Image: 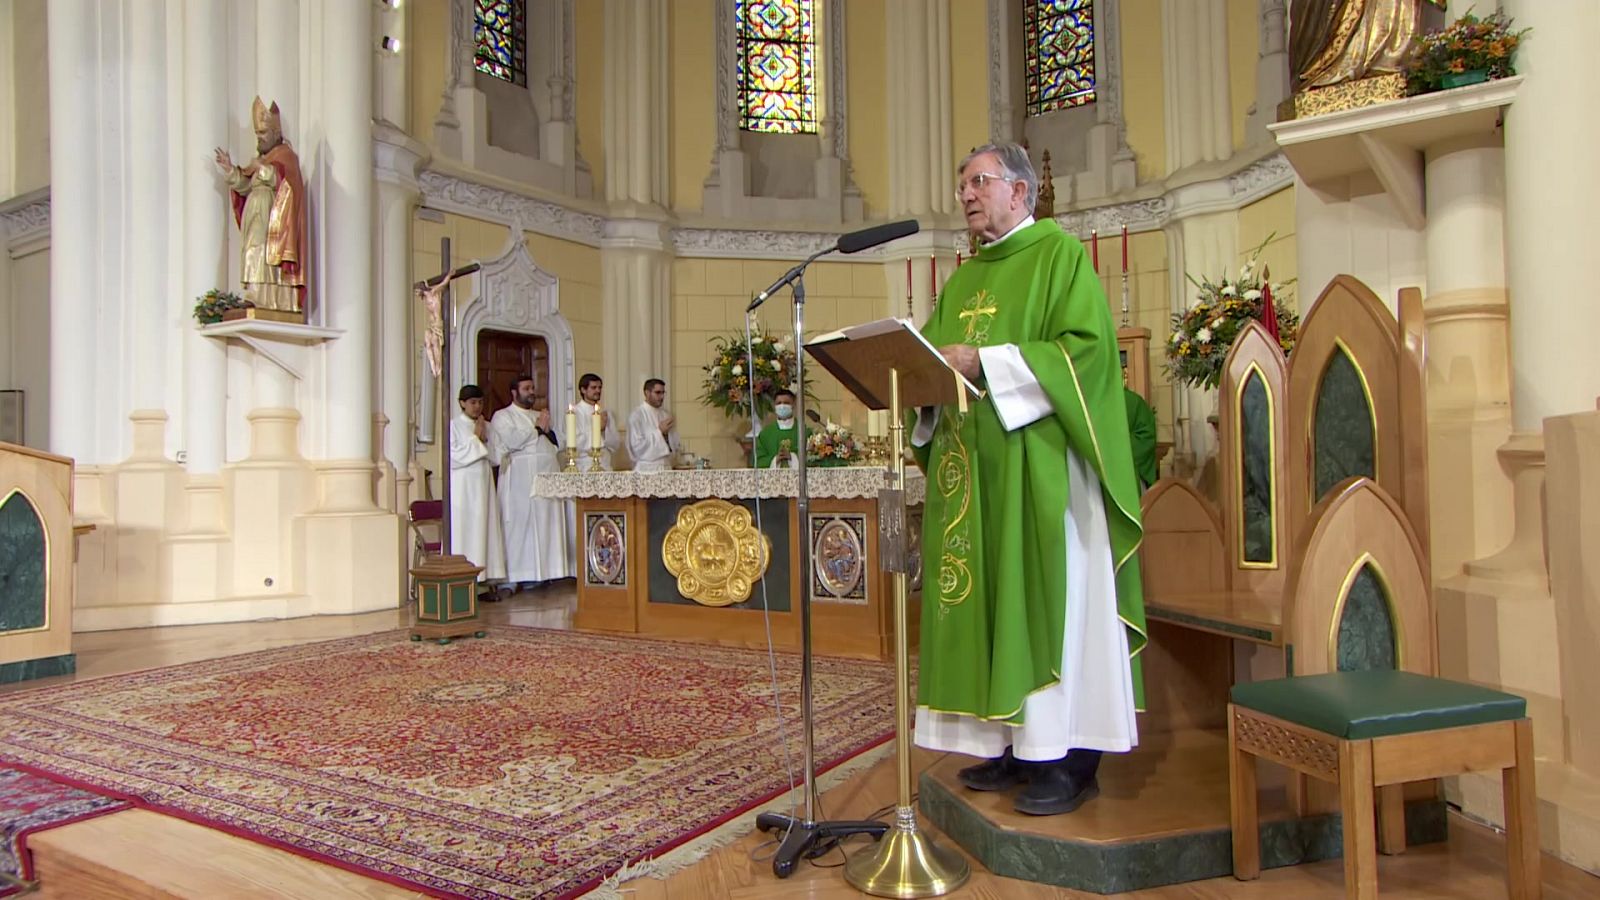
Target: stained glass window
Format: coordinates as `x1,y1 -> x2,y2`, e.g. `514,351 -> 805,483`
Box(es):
474,0 -> 527,86
735,0 -> 818,134
1024,0 -> 1096,116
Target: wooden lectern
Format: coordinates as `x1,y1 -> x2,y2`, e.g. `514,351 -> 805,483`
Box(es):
804,317 -> 978,898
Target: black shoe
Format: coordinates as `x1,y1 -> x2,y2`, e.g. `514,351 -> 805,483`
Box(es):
1012,760 -> 1099,816
957,746 -> 1027,792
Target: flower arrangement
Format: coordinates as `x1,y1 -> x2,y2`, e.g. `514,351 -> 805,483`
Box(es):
1402,10 -> 1528,96
1166,247 -> 1299,391
699,331 -> 810,421
192,289 -> 248,324
806,421 -> 864,466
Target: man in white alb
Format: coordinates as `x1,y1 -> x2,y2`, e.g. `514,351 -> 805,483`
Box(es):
627,378 -> 680,473
489,375 -> 574,588
574,372 -> 621,473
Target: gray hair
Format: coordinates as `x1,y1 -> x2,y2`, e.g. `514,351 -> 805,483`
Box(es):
960,142 -> 1038,211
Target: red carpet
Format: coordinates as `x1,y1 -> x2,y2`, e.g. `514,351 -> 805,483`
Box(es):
0,766 -> 128,896
0,627 -> 896,898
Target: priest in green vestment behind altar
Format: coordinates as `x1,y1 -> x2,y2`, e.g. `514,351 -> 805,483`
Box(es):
911,142 -> 1147,817
755,389 -> 806,469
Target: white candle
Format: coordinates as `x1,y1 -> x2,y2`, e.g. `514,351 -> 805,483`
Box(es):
591,403 -> 603,448
565,404 -> 577,448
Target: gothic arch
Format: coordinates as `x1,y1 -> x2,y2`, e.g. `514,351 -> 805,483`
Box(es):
450,241 -> 576,415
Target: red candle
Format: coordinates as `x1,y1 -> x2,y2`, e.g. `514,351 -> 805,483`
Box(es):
930,255 -> 937,296
1091,229 -> 1099,272
905,257 -> 911,299
1121,225 -> 1129,273
955,250 -> 962,268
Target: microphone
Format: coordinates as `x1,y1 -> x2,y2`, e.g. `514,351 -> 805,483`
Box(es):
836,219 -> 920,254
748,220 -> 922,312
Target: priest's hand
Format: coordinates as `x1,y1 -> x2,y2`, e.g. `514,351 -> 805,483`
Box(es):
474,418 -> 488,442
213,147 -> 234,174
659,415 -> 675,434
599,410 -> 610,430
939,344 -> 981,381
536,409 -> 551,429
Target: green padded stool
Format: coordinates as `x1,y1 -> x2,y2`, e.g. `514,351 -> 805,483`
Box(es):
1228,670 -> 1540,899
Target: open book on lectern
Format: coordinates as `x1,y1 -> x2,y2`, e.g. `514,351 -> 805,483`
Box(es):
804,317 -> 985,411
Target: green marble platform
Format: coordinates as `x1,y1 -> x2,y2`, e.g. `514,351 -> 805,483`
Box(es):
918,729 -> 1447,894
0,652 -> 75,685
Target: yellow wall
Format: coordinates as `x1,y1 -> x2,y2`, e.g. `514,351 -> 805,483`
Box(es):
1228,0 -> 1258,151
407,0 -> 447,146
10,0 -> 50,194
844,0 -> 888,218
949,0 -> 991,171
670,0 -> 715,213
1236,187 -> 1298,313
575,1 -> 606,198
1108,232 -> 1177,443
1120,0 -> 1166,182
672,257 -> 890,468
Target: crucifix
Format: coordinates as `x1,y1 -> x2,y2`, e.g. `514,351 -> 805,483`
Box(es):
409,237 -> 485,644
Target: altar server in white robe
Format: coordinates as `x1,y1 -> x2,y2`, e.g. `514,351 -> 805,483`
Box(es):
574,372 -> 621,472
450,385 -> 507,586
627,378 -> 680,473
490,376 -> 574,586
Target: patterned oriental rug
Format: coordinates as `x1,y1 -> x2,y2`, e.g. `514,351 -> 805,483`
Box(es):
0,627 -> 897,899
0,767 -> 129,896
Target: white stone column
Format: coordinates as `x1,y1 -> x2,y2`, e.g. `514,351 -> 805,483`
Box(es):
1161,0 -> 1233,174
173,0 -> 230,544
1420,136 -> 1512,579
317,0 -> 377,511
46,0 -> 99,462
600,0 -> 672,420
1476,0 -> 1600,585
374,123 -> 427,512
255,0 -> 299,138
886,0 -> 954,218
602,0 -> 668,209
127,2 -> 170,441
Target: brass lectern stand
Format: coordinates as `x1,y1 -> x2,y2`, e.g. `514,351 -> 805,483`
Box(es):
807,318 -> 976,897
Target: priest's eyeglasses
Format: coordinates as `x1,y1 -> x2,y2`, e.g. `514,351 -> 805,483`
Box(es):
955,172 -> 1016,200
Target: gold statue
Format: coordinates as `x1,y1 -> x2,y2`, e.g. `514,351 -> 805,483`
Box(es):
1290,1 -> 1444,90
213,97 -> 308,314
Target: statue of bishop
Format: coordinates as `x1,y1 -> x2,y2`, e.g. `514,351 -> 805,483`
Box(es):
213,97 -> 308,313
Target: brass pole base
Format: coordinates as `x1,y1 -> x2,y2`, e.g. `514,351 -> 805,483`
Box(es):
844,808 -> 970,898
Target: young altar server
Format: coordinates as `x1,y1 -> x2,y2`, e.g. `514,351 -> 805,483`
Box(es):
627,378 -> 681,473
450,384 -> 507,589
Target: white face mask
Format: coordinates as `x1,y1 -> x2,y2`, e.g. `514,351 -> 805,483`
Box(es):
775,404 -> 794,420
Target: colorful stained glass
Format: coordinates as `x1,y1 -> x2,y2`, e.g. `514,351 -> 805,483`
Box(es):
1024,0 -> 1096,116
474,0 -> 527,86
735,0 -> 818,134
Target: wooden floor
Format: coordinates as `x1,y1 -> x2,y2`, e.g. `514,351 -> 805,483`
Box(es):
12,586 -> 1600,899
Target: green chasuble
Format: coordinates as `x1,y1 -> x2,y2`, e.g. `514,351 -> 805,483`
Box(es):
913,219 -> 1147,722
1125,387 -> 1159,490
755,420 -> 804,468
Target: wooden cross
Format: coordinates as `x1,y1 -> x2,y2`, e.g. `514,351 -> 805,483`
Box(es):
414,238 -> 480,552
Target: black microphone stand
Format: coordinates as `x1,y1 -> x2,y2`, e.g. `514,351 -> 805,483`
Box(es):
752,261 -> 888,876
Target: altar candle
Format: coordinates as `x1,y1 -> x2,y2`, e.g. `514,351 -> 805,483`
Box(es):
930,255 -> 937,296
565,404 -> 577,448
1121,224 -> 1129,273
955,250 -> 962,268
905,257 -> 912,299
1091,229 -> 1099,272
591,403 -> 603,448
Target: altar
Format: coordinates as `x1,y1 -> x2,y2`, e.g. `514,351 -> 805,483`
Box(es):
533,467 -> 923,661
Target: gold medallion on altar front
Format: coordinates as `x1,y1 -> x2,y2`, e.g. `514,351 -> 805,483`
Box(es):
661,499 -> 771,607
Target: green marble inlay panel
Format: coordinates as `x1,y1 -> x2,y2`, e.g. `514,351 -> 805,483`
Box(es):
1313,349 -> 1375,501
0,491 -> 47,632
1240,372 -> 1273,564
1337,565 -> 1398,672
0,653 -> 76,685
920,771 -> 1446,893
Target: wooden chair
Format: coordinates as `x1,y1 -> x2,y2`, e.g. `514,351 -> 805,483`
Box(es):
406,499 -> 444,598
1229,478 -> 1541,898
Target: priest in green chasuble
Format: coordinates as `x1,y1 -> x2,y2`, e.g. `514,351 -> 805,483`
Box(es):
755,389 -> 805,468
912,143 -> 1147,816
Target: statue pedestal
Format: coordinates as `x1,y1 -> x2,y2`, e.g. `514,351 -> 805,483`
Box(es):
222,306 -> 305,325
409,554 -> 485,644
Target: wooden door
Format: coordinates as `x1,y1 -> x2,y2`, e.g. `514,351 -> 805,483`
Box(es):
476,330 -> 550,415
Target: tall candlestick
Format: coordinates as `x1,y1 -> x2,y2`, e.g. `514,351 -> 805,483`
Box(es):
1091,229 -> 1099,272
565,404 -> 577,448
591,403 -> 603,449
1121,224 -> 1129,273
930,255 -> 937,297
905,257 -> 912,300
955,250 -> 962,268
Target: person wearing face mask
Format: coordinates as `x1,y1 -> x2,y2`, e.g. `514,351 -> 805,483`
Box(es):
755,389 -> 807,469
